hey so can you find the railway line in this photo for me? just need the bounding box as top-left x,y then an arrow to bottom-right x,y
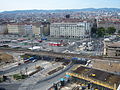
0,48 -> 120,61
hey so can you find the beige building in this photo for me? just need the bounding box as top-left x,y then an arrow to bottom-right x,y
7,23 -> 33,35
7,24 -> 24,34
42,23 -> 50,36
32,23 -> 50,36
103,40 -> 120,57
32,24 -> 41,35
7,23 -> 50,36
7,24 -> 19,34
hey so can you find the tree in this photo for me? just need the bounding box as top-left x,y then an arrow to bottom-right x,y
96,27 -> 105,37
91,19 -> 98,37
65,14 -> 70,18
91,27 -> 97,37
91,19 -> 97,35
106,27 -> 116,35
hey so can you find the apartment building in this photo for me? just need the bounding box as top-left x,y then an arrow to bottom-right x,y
50,22 -> 91,39
32,24 -> 41,35
7,23 -> 38,35
7,24 -> 20,34
42,22 -> 50,36
24,24 -> 33,35
7,22 -> 50,36
0,24 -> 8,34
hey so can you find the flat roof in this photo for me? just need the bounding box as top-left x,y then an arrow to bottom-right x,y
70,66 -> 120,88
107,42 -> 120,48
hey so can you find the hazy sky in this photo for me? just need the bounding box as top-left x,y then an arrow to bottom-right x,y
0,0 -> 120,11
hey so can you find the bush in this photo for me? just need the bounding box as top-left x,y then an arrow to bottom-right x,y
13,74 -> 27,80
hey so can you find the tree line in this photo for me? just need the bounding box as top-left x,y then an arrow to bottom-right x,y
91,26 -> 119,37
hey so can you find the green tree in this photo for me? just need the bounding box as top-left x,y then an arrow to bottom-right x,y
106,27 -> 116,34
91,27 -> 97,37
96,27 -> 105,37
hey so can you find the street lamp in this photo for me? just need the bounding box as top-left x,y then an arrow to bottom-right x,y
25,67 -> 28,75
34,61 -> 37,69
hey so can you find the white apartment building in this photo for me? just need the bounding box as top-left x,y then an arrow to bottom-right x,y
50,22 -> 91,38
24,24 -> 33,35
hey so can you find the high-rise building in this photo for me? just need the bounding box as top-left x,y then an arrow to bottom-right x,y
50,22 -> 91,39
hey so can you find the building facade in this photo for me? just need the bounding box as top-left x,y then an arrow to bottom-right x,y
103,40 -> 120,57
7,24 -> 20,34
32,24 -> 41,35
50,22 -> 91,39
0,24 -> 8,34
42,23 -> 50,36
24,24 -> 33,35
7,23 -> 50,36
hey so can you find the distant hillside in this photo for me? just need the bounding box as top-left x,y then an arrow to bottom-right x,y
1,8 -> 120,14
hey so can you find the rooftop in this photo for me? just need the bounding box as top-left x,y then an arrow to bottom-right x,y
107,42 -> 120,48
68,66 -> 120,89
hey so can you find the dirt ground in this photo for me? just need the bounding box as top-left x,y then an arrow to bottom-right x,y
0,52 -> 13,63
91,59 -> 120,73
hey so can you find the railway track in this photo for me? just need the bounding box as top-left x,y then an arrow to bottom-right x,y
0,48 -> 120,61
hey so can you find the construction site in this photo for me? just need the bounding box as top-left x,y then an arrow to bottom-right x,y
66,66 -> 120,90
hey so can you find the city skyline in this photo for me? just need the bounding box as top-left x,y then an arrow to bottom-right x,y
0,0 -> 120,11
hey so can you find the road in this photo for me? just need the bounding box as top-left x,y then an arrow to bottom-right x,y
32,70 -> 66,90
0,83 -> 20,90
18,63 -> 73,90
0,61 -> 72,90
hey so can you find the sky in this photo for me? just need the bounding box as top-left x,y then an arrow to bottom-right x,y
0,0 -> 120,11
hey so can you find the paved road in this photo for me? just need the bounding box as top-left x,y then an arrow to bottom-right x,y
18,63 -> 73,90
32,71 -> 66,90
0,83 -> 20,90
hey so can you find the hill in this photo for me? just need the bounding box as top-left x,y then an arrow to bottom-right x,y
1,8 -> 120,14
